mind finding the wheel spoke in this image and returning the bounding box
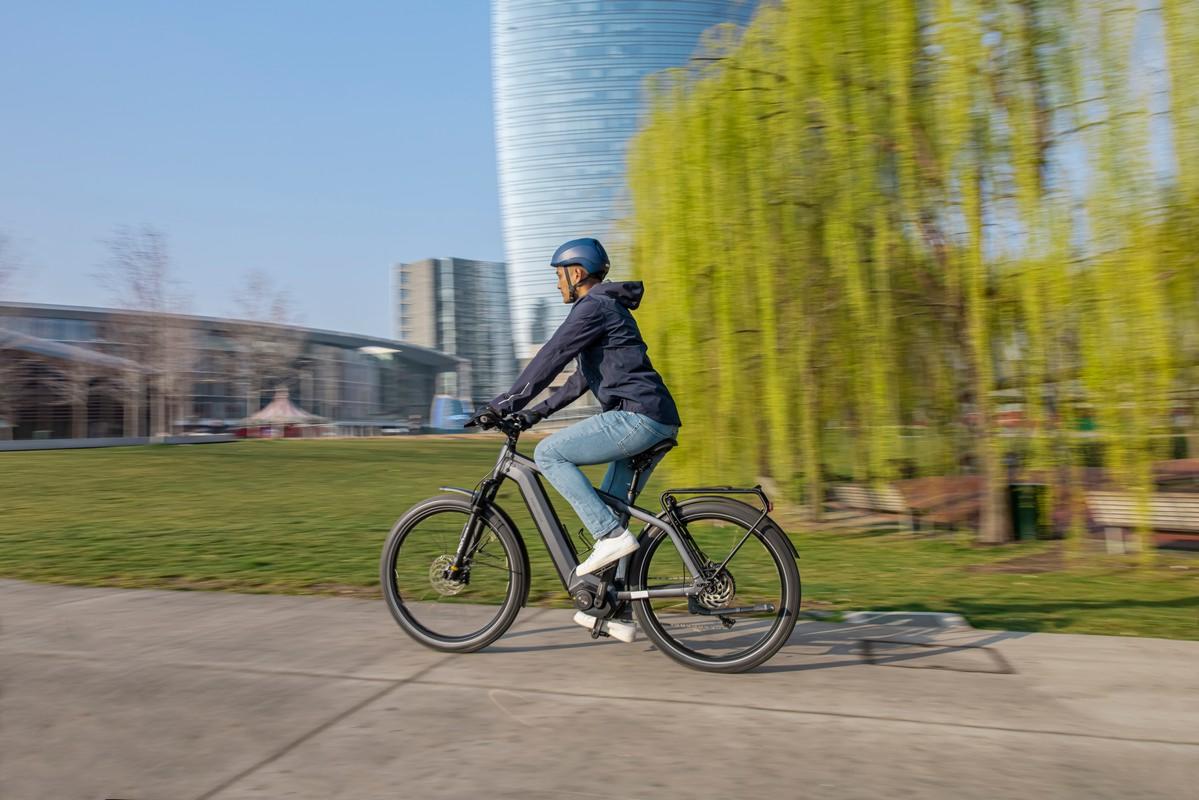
[385,506,520,644]
[469,559,513,573]
[633,509,798,670]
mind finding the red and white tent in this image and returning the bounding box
[235,387,328,437]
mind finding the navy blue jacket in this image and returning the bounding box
[489,282,682,427]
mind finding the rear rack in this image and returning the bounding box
[660,484,773,515]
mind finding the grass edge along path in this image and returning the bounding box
[1,439,1195,640]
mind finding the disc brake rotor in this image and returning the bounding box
[428,555,466,596]
[697,565,736,610]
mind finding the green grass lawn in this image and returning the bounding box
[2,438,1196,639]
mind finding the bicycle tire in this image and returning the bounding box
[630,498,801,673]
[381,495,528,653]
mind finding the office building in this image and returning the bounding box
[392,258,517,410]
[493,0,756,356]
[0,302,463,439]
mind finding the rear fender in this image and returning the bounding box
[669,496,800,560]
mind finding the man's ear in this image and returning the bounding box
[572,266,590,284]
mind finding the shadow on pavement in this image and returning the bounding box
[482,615,1031,672]
[755,623,1030,674]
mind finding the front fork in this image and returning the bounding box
[447,477,502,581]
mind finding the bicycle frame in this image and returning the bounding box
[444,429,708,602]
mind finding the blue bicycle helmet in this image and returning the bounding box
[550,237,610,281]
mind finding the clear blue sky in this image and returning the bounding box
[0,1,502,337]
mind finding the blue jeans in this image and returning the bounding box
[533,410,679,540]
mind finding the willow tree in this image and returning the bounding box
[1163,0,1199,463]
[628,0,1197,546]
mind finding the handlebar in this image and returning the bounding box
[464,413,524,439]
[493,415,524,438]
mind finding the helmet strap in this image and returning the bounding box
[565,267,580,303]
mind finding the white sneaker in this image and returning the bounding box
[573,611,638,643]
[575,529,639,576]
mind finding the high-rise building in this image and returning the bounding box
[392,258,517,410]
[493,0,755,356]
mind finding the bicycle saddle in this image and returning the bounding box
[629,437,677,471]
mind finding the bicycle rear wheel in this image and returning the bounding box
[631,499,800,673]
[381,495,527,653]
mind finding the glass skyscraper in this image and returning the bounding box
[493,0,755,357]
[393,258,517,409]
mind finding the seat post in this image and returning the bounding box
[626,467,644,504]
[620,466,645,528]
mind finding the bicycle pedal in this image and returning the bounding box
[574,611,636,643]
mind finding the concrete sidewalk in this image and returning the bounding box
[2,579,1196,800]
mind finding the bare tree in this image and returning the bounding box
[228,270,305,416]
[39,360,92,439]
[0,347,30,440]
[95,225,194,438]
[1,233,27,437]
[95,226,186,312]
[232,270,300,326]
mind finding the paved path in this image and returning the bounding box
[2,579,1197,799]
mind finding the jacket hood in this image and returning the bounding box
[587,281,643,309]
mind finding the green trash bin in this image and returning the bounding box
[1008,483,1049,540]
[1171,434,1188,460]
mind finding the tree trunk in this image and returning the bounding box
[69,368,88,439]
[1188,396,1199,461]
[962,132,1012,543]
[247,376,259,418]
[152,388,166,440]
[800,364,823,521]
[125,383,138,437]
[976,433,1013,544]
[125,371,142,437]
[72,398,87,439]
[124,395,137,438]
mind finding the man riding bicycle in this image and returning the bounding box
[466,237,682,615]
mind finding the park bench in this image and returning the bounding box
[1085,491,1199,551]
[829,484,915,531]
[893,475,982,530]
[1153,459,1199,490]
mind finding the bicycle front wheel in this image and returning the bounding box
[381,495,528,653]
[631,499,801,673]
